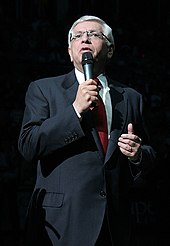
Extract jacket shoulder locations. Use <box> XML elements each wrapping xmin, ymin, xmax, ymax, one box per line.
<box><xmin>108</xmin><ymin>78</ymin><xmax>142</xmax><ymax>98</ymax></box>
<box><xmin>28</xmin><ymin>70</ymin><xmax>75</xmax><ymax>89</ymax></box>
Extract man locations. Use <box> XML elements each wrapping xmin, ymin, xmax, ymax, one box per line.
<box><xmin>18</xmin><ymin>15</ymin><xmax>156</xmax><ymax>246</ymax></box>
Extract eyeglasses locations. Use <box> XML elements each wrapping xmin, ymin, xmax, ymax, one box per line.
<box><xmin>70</xmin><ymin>31</ymin><xmax>111</xmax><ymax>43</ymax></box>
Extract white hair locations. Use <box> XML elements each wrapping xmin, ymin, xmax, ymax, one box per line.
<box><xmin>68</xmin><ymin>15</ymin><xmax>114</xmax><ymax>48</ymax></box>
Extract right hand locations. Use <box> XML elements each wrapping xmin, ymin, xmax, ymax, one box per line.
<box><xmin>73</xmin><ymin>79</ymin><xmax>99</xmax><ymax>114</ymax></box>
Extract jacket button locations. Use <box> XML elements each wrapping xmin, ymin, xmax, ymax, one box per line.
<box><xmin>100</xmin><ymin>190</ymin><xmax>106</xmax><ymax>197</ymax></box>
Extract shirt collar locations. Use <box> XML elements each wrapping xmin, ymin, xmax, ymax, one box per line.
<box><xmin>75</xmin><ymin>68</ymin><xmax>85</xmax><ymax>84</ymax></box>
<box><xmin>75</xmin><ymin>68</ymin><xmax>108</xmax><ymax>89</ymax></box>
<box><xmin>98</xmin><ymin>74</ymin><xmax>109</xmax><ymax>89</ymax></box>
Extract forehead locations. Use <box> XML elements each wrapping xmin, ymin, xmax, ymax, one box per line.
<box><xmin>73</xmin><ymin>21</ymin><xmax>103</xmax><ymax>32</ymax></box>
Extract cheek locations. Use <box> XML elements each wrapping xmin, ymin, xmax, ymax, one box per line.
<box><xmin>95</xmin><ymin>43</ymin><xmax>107</xmax><ymax>55</ymax></box>
<box><xmin>69</xmin><ymin>49</ymin><xmax>77</xmax><ymax>62</ymax></box>
<box><xmin>96</xmin><ymin>46</ymin><xmax>107</xmax><ymax>58</ymax></box>
<box><xmin>71</xmin><ymin>49</ymin><xmax>81</xmax><ymax>63</ymax></box>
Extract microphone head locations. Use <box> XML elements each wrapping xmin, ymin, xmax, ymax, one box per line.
<box><xmin>82</xmin><ymin>52</ymin><xmax>93</xmax><ymax>65</ymax></box>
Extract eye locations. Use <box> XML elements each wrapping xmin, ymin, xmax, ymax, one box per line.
<box><xmin>74</xmin><ymin>33</ymin><xmax>81</xmax><ymax>39</ymax></box>
<box><xmin>93</xmin><ymin>32</ymin><xmax>100</xmax><ymax>37</ymax></box>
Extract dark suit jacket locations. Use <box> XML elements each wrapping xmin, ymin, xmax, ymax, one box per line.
<box><xmin>18</xmin><ymin>69</ymin><xmax>156</xmax><ymax>246</ymax></box>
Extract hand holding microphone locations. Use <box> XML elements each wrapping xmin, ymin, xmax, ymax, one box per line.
<box><xmin>73</xmin><ymin>52</ymin><xmax>99</xmax><ymax>114</ymax></box>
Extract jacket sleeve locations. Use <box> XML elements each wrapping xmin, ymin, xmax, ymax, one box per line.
<box><xmin>127</xmin><ymin>91</ymin><xmax>156</xmax><ymax>180</ymax></box>
<box><xmin>18</xmin><ymin>81</ymin><xmax>84</xmax><ymax>162</ymax></box>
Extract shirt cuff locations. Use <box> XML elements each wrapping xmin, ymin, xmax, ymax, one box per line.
<box><xmin>73</xmin><ymin>104</ymin><xmax>82</xmax><ymax>120</ymax></box>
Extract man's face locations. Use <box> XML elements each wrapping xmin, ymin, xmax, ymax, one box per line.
<box><xmin>68</xmin><ymin>21</ymin><xmax>113</xmax><ymax>75</ymax></box>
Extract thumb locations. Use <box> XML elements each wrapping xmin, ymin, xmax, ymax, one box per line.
<box><xmin>128</xmin><ymin>123</ymin><xmax>134</xmax><ymax>134</ymax></box>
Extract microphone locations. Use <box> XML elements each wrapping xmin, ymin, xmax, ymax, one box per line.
<box><xmin>82</xmin><ymin>52</ymin><xmax>94</xmax><ymax>80</ymax></box>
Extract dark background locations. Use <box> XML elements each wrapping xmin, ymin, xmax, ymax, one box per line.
<box><xmin>0</xmin><ymin>0</ymin><xmax>169</xmax><ymax>245</ymax></box>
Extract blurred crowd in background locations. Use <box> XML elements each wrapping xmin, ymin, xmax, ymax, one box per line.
<box><xmin>0</xmin><ymin>0</ymin><xmax>169</xmax><ymax>245</ymax></box>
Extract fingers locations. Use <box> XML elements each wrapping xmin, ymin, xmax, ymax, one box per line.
<box><xmin>128</xmin><ymin>123</ymin><xmax>134</xmax><ymax>134</ymax></box>
<box><xmin>118</xmin><ymin>138</ymin><xmax>140</xmax><ymax>158</ymax></box>
<box><xmin>73</xmin><ymin>79</ymin><xmax>99</xmax><ymax>114</ymax></box>
<box><xmin>121</xmin><ymin>123</ymin><xmax>142</xmax><ymax>144</ymax></box>
<box><xmin>80</xmin><ymin>80</ymin><xmax>99</xmax><ymax>104</ymax></box>
<box><xmin>119</xmin><ymin>135</ymin><xmax>142</xmax><ymax>145</ymax></box>
<box><xmin>118</xmin><ymin>140</ymin><xmax>133</xmax><ymax>153</ymax></box>
<box><xmin>118</xmin><ymin>123</ymin><xmax>142</xmax><ymax>158</ymax></box>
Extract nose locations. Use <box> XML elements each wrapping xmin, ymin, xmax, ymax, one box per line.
<box><xmin>81</xmin><ymin>32</ymin><xmax>91</xmax><ymax>42</ymax></box>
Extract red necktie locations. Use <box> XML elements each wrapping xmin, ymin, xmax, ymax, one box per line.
<box><xmin>92</xmin><ymin>79</ymin><xmax>108</xmax><ymax>154</ymax></box>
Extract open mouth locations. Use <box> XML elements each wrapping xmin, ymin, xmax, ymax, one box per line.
<box><xmin>80</xmin><ymin>47</ymin><xmax>92</xmax><ymax>52</ymax></box>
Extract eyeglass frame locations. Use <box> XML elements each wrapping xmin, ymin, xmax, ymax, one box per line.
<box><xmin>70</xmin><ymin>30</ymin><xmax>111</xmax><ymax>44</ymax></box>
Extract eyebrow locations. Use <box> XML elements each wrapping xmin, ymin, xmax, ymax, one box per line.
<box><xmin>73</xmin><ymin>29</ymin><xmax>99</xmax><ymax>33</ymax></box>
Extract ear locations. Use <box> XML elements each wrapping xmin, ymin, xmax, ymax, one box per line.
<box><xmin>107</xmin><ymin>45</ymin><xmax>115</xmax><ymax>59</ymax></box>
<box><xmin>68</xmin><ymin>48</ymin><xmax>73</xmax><ymax>62</ymax></box>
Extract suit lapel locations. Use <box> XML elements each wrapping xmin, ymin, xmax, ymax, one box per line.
<box><xmin>105</xmin><ymin>80</ymin><xmax>127</xmax><ymax>163</ymax></box>
<box><xmin>62</xmin><ymin>70</ymin><xmax>79</xmax><ymax>105</ymax></box>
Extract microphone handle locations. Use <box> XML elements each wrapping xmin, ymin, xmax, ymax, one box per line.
<box><xmin>83</xmin><ymin>63</ymin><xmax>94</xmax><ymax>80</ymax></box>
